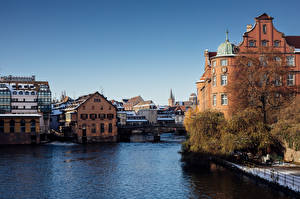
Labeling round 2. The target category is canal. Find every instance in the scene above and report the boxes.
[0,134,295,199]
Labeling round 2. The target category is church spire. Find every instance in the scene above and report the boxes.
[169,89,174,100]
[225,29,229,42]
[168,89,175,106]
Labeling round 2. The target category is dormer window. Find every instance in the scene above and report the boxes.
[249,40,256,47]
[274,40,280,47]
[262,40,268,47]
[263,24,267,34]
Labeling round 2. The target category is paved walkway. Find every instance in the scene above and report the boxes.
[226,161,300,193]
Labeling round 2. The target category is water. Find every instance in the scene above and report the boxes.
[0,134,295,199]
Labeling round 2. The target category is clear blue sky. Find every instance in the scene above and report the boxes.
[1,0,300,104]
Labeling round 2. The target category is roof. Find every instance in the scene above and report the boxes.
[65,92,117,111]
[209,52,217,57]
[285,36,300,48]
[255,13,273,20]
[0,114,41,117]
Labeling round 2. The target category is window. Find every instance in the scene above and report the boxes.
[20,120,26,133]
[274,76,282,86]
[100,123,105,133]
[99,114,106,120]
[80,114,88,120]
[274,40,280,47]
[0,120,4,133]
[261,40,268,47]
[249,40,256,47]
[13,91,17,95]
[94,98,101,102]
[263,24,267,34]
[31,91,35,95]
[109,106,111,110]
[107,114,114,120]
[221,59,228,66]
[260,56,267,66]
[90,114,97,120]
[221,94,228,105]
[30,120,36,133]
[212,94,217,106]
[82,106,86,110]
[108,123,112,133]
[25,91,29,95]
[248,61,252,67]
[100,106,103,110]
[287,74,295,86]
[91,124,96,133]
[212,60,216,67]
[92,106,95,110]
[287,56,295,66]
[221,75,227,86]
[10,120,15,133]
[212,76,216,86]
[274,56,281,62]
[19,91,23,95]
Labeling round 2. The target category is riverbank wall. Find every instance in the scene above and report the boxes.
[181,151,300,197]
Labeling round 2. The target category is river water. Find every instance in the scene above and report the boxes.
[0,134,295,199]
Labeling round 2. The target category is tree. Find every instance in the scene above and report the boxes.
[271,97,300,151]
[184,109,225,154]
[228,47,296,124]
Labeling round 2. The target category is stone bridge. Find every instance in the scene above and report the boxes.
[118,123,186,142]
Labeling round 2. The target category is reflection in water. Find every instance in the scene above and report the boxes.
[0,134,295,199]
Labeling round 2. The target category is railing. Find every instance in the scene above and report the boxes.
[237,161,300,192]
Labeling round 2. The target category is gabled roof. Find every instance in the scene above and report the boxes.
[124,96,144,106]
[65,92,117,111]
[285,36,300,48]
[255,13,273,20]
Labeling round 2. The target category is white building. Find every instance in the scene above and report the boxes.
[0,75,51,136]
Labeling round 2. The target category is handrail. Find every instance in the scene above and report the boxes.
[240,160,300,192]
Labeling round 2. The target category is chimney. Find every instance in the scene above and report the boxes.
[247,24,253,32]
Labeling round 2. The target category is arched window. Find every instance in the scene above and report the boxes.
[263,24,267,34]
[0,120,4,133]
[13,91,17,95]
[30,120,36,133]
[19,91,23,95]
[10,120,15,133]
[20,119,26,133]
[25,91,29,95]
[31,91,35,95]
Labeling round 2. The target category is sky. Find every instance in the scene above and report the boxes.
[1,0,300,105]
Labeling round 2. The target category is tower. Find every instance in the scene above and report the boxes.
[168,89,175,107]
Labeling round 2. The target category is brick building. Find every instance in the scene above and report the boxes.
[196,13,300,118]
[64,92,117,143]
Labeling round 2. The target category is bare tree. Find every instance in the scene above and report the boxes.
[228,47,296,124]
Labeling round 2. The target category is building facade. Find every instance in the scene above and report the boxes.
[0,114,41,144]
[64,92,118,143]
[0,75,51,140]
[196,13,300,118]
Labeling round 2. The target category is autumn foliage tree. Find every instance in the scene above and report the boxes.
[228,47,296,124]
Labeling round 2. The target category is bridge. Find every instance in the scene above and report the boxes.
[118,123,186,142]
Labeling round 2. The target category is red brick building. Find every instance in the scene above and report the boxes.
[197,13,300,118]
[64,92,117,143]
